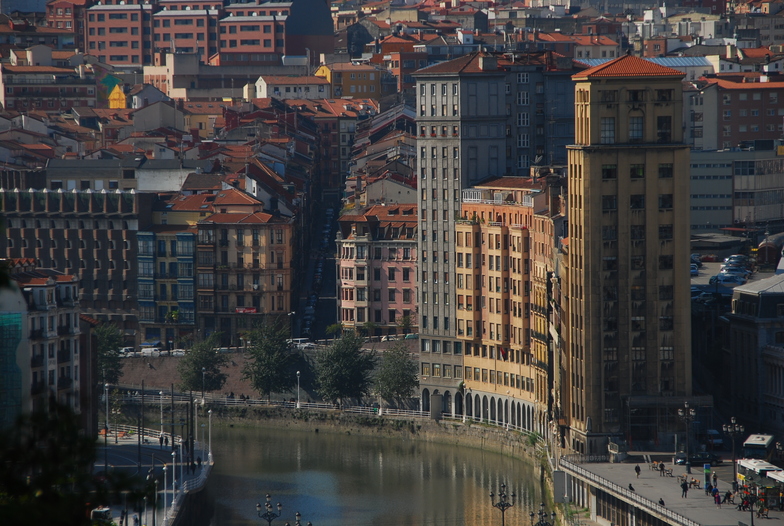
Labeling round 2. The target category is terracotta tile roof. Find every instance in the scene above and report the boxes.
[201,211,278,224]
[572,54,684,80]
[162,193,216,212]
[474,176,543,190]
[2,65,75,74]
[704,77,784,90]
[213,188,262,206]
[261,75,329,85]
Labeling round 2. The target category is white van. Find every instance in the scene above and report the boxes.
[140,347,161,357]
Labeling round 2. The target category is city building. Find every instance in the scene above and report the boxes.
[136,226,197,348]
[564,55,695,454]
[0,46,96,112]
[9,259,81,414]
[195,207,295,346]
[85,3,154,67]
[726,274,784,433]
[152,2,221,65]
[0,276,29,428]
[413,51,577,417]
[314,62,383,98]
[45,0,89,51]
[255,75,330,100]
[335,203,418,336]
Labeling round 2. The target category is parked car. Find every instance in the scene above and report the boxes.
[140,347,161,357]
[709,274,746,285]
[675,451,723,466]
[690,264,699,276]
[171,349,186,357]
[691,254,703,267]
[699,429,724,448]
[720,266,751,278]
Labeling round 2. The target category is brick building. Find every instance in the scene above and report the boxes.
[85,3,154,66]
[46,0,89,51]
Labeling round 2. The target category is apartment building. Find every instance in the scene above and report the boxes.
[46,0,89,50]
[85,3,154,66]
[195,210,295,346]
[9,259,82,414]
[256,75,330,100]
[136,226,197,348]
[0,46,96,112]
[335,204,418,336]
[413,51,577,417]
[153,7,221,64]
[565,55,694,454]
[0,188,154,337]
[315,62,383,99]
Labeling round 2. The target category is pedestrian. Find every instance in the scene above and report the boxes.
[133,515,139,526]
[715,492,722,508]
[705,482,713,496]
[159,435,164,448]
[165,435,169,447]
[659,462,665,476]
[722,490,732,504]
[659,498,665,506]
[635,465,641,478]
[629,483,635,492]
[712,472,718,488]
[681,480,689,498]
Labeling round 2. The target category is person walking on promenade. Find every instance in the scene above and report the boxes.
[722,490,732,504]
[705,483,713,496]
[715,492,722,508]
[681,481,689,498]
[712,472,718,488]
[635,465,641,478]
[659,463,666,476]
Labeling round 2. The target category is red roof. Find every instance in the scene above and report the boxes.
[573,54,684,80]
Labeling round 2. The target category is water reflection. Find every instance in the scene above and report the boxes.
[203,425,543,526]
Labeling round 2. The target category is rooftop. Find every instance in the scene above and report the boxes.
[573,54,685,80]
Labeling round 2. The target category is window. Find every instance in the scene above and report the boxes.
[629,116,643,141]
[600,117,615,144]
[658,163,673,178]
[659,255,673,270]
[629,164,644,179]
[601,165,617,179]
[517,113,529,127]
[657,116,672,143]
[602,195,617,211]
[658,194,673,209]
[630,195,645,209]
[659,225,673,239]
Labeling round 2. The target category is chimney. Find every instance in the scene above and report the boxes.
[478,55,497,71]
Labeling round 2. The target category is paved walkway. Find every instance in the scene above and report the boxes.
[569,456,774,526]
[94,432,209,526]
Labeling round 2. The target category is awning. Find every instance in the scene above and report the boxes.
[140,340,162,347]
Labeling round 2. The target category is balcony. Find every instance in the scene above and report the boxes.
[30,328,44,339]
[198,238,215,246]
[30,354,45,368]
[57,325,71,336]
[57,349,71,363]
[219,239,229,247]
[57,377,73,390]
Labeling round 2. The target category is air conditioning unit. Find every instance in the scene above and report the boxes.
[253,284,259,290]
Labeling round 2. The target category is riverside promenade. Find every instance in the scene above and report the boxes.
[560,454,763,526]
[95,425,212,526]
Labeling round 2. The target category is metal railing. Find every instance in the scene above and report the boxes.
[559,457,701,526]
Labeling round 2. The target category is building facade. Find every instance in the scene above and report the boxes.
[565,55,693,454]
[335,204,418,336]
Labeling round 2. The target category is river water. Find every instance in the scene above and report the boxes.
[200,425,544,526]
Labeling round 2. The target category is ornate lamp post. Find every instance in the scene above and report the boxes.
[104,383,109,474]
[162,464,168,526]
[256,495,283,526]
[283,511,312,526]
[202,367,206,402]
[171,450,177,497]
[530,502,556,526]
[490,483,515,526]
[678,401,697,474]
[725,417,745,490]
[208,409,213,462]
[159,391,164,436]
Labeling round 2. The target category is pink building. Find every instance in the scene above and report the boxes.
[336,204,418,336]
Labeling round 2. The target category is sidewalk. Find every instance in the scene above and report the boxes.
[95,432,210,526]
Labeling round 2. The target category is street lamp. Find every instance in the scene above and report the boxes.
[255,495,282,526]
[283,511,313,526]
[490,483,515,526]
[530,502,556,526]
[724,417,745,490]
[104,383,109,474]
[296,371,301,409]
[162,464,168,526]
[208,409,213,462]
[202,367,206,402]
[178,438,184,489]
[159,391,166,439]
[171,451,177,497]
[678,401,697,474]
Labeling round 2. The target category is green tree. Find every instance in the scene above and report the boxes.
[177,332,227,393]
[395,315,413,334]
[242,321,298,401]
[314,331,376,405]
[360,321,378,337]
[325,323,343,337]
[373,341,419,407]
[0,403,133,525]
[95,323,124,384]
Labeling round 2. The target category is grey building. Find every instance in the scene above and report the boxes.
[412,51,577,415]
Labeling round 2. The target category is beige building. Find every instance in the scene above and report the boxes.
[565,55,695,455]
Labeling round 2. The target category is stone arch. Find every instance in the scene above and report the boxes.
[455,392,464,416]
[465,393,473,418]
[443,391,452,414]
[490,396,497,422]
[475,393,481,420]
[421,388,430,412]
[511,401,516,427]
[504,399,509,425]
[482,395,489,421]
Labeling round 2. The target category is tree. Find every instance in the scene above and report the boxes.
[95,323,124,384]
[373,341,419,407]
[395,315,413,334]
[242,321,298,401]
[177,332,228,393]
[325,323,343,337]
[360,321,378,337]
[0,403,134,525]
[314,331,376,405]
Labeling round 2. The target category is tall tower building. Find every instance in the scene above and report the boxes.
[565,55,693,454]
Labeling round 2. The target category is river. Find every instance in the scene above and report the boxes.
[200,424,545,526]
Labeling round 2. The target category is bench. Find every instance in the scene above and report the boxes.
[117,431,127,439]
[757,508,769,519]
[664,468,674,477]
